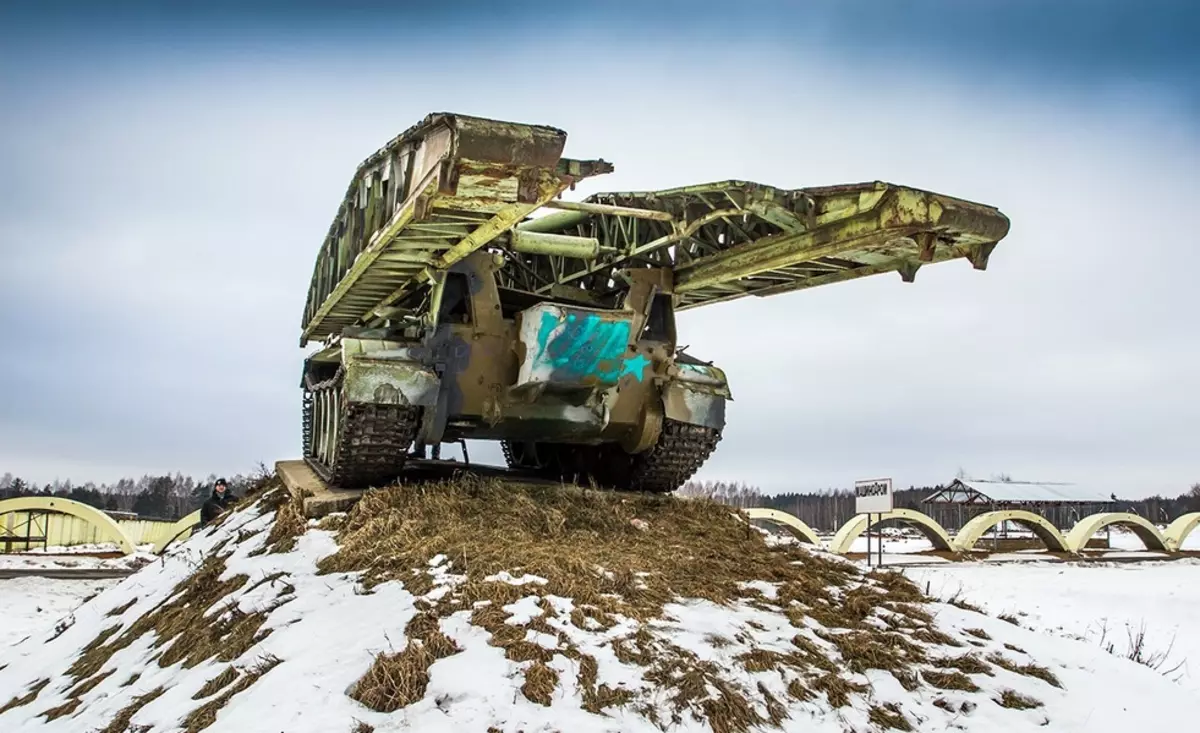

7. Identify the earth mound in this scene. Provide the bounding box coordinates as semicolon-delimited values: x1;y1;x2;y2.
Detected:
0;473;1187;732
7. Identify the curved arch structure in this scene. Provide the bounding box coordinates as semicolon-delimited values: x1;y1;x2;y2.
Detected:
0;496;136;555
1162;512;1200;552
1065;512;1170;553
953;510;1070;553
743;508;823;547
151;510;202;555
829;508;954;555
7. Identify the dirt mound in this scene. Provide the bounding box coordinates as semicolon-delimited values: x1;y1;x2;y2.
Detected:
0;471;1169;733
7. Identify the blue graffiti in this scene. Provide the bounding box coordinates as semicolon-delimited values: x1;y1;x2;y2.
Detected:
534;311;647;384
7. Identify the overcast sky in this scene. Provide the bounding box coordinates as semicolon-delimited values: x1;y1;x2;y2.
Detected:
1;1;1197;497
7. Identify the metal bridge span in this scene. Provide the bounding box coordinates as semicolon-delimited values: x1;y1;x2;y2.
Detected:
3;496;1199;559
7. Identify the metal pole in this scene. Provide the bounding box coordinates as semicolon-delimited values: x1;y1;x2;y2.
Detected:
878;514;884;568
866;513;873;567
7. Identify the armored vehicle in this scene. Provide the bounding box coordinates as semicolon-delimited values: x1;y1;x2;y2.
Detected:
299;113;1010;491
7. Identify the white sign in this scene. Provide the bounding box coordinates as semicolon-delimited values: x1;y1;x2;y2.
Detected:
855;478;893;514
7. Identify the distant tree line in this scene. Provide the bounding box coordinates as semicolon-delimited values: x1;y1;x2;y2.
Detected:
679;479;1200;532
0;467;268;521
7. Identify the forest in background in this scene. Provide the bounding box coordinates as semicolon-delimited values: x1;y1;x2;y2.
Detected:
676;478;1200;532
0;467;268;521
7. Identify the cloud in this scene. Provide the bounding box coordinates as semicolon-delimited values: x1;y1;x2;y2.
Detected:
0;42;1196;497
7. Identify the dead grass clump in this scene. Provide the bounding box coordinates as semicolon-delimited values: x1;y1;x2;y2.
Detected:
40;697;83;720
122;672;141;687
351;722;374;733
182;655;281;732
892;669;921;692
67;669;115;699
932;697;955;712
786;678;813;702
1004;642;1026;654
828;630;926;674
253;494;307;555
790;634;837;673
98;686;165;733
921;670;981;692
998;613;1020;626
912;627;964;647
577;654;634;713
865;570;925;604
349;611;462;713
810;672;866;708
735;649;786;673
868;702;914;731
995;689;1043;709
964;627;991;640
944;593;985;613
1;678;50;714
66;625;122;681
193;667;239;699
521;661;559;706
986;653;1061;688
107;598;138;617
933;653;993;676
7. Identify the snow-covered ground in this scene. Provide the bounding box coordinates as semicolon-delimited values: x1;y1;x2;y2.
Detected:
0;577;120;647
1;491;1197;732
902;560;1200;694
0;551;157;572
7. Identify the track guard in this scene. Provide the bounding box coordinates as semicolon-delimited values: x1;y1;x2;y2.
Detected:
662;363;730;431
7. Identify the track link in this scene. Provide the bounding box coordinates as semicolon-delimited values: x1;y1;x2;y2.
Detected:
304;370;421;489
625;419;722;493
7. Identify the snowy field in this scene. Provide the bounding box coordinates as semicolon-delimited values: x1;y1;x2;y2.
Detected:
901;560;1200;695
0;577;119;647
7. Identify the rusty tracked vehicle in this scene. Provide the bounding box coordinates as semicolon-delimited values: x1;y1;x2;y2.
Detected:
299;112;1010;491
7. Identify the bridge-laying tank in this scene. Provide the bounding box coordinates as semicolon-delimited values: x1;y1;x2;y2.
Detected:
299;112;1011;491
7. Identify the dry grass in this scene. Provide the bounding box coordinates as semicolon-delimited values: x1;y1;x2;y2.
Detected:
350;611;463;713
868;702;913;731
0;678;50;714
182;655;281;732
964;627;991;640
933;653;993;676
251;492;307;556
122;672;141;687
67;669;115;698
521;662;559;706
577;654;634;713
986;653;1062;688
350;723;374;733
41;697;83;720
98;686;165;733
1004;642;1027;654
193;667;239;699
810;672;867;708
107;598;138;617
998;613;1021;626
995;689;1043;709
921;670;981;692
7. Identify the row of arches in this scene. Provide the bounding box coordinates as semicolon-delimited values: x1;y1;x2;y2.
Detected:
744;506;1200;555
4;496;1199;560
0;497;200;556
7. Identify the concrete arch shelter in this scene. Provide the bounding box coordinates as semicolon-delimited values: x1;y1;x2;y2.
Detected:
830;508;954;555
0;496;137;555
1064;512;1171;553
743;507;824;547
954;510;1070;553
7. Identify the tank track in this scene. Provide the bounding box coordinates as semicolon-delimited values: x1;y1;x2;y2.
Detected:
303;369;421;489
625;419;722;493
501;418;722;493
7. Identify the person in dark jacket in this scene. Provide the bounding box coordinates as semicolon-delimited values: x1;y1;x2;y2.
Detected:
200;478;237;526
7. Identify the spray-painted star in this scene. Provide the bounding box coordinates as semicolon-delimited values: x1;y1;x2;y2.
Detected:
620;353;651;382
